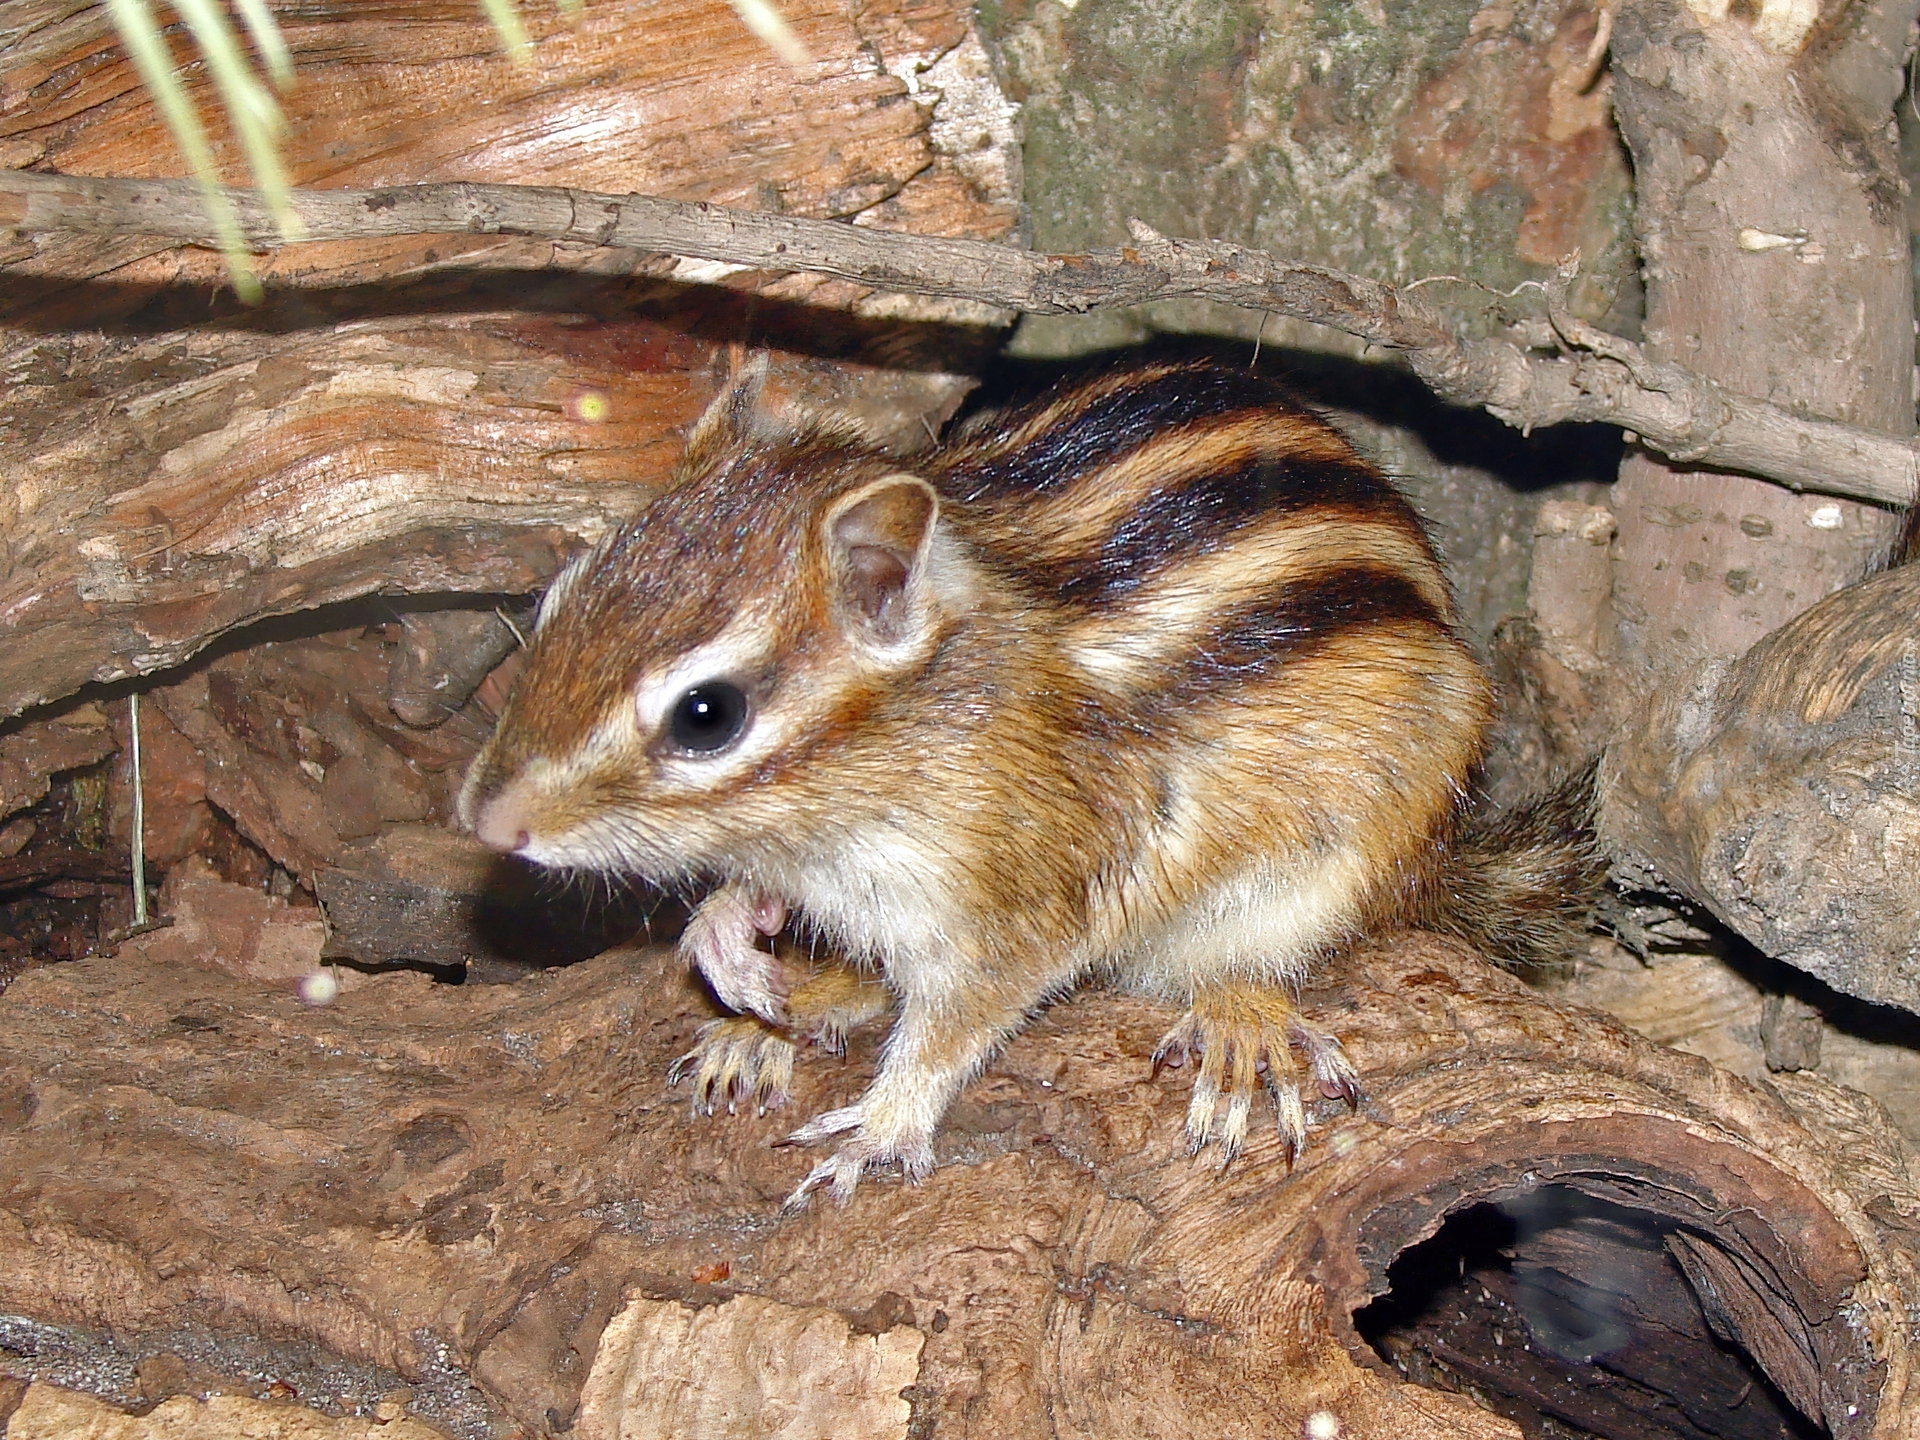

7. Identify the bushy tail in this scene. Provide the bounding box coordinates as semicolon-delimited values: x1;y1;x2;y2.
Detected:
1413;762;1606;972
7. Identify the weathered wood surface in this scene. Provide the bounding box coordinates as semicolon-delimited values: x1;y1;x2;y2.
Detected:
0;0;1013;274
3;1384;451;1440
1605;562;1920;1012
1606;0;1911;671
10;167;1920;513
0;0;1017;722
0;930;1912;1437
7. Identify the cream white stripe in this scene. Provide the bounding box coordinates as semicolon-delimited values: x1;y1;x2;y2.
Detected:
1065;518;1448;684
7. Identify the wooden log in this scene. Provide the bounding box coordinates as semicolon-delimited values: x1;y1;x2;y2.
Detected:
0;931;1911;1437
1606;0;1912;671
1604;562;1920;1013
0;0;1017;722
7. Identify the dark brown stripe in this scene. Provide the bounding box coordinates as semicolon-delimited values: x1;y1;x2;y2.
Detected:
1056;454;1422;606
1170;566;1449;697
942;366;1324;503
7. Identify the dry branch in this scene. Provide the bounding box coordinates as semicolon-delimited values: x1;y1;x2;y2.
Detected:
5;169;1916;509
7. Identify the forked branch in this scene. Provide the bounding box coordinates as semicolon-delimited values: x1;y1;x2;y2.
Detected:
3;170;1914;508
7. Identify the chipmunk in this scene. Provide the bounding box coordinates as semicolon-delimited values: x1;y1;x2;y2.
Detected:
459;359;1598;1206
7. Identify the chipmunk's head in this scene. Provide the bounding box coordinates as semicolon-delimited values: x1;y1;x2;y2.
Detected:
458;363;967;881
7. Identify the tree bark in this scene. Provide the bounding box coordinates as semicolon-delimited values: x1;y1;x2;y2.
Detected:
0;928;1912;1438
1604;561;1920;1011
1607;0;1915;673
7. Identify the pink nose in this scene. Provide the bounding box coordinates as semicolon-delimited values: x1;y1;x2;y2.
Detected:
472;796;532;854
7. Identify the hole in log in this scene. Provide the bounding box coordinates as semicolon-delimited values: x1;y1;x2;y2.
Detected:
1353;1186;1826;1440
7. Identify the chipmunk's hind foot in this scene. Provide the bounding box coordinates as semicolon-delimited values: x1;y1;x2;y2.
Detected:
788;962;891;1054
1153;982;1360;1165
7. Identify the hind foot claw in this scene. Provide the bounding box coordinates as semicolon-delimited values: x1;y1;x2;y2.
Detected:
1153;981;1360;1166
780;1102;936;1209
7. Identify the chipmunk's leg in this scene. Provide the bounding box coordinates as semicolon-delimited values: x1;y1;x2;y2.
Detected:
670;961;892;1116
1153;980;1360;1163
679;882;789;1024
783;962;1030;1207
786;962;893;1055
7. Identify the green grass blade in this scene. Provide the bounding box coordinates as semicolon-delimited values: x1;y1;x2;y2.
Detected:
477;0;532;61
230;0;296;89
728;0;808;66
169;0;304;240
105;0;262;301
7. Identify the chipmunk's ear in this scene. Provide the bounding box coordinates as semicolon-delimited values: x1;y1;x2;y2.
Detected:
825;474;939;645
678;350;770;475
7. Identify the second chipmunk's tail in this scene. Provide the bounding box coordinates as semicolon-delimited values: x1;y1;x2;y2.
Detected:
1413;762;1607;972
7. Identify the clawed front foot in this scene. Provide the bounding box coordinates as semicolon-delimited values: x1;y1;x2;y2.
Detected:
678;961;996;1211
668;1016;797;1116
669;960;894;1131
1153;981;1360;1166
780;1102;935;1210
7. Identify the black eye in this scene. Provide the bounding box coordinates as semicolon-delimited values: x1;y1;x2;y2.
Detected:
668;682;750;754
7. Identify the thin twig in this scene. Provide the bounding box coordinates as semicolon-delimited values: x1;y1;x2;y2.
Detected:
1;170;1914;507
494;607;528;649
128;692;147;928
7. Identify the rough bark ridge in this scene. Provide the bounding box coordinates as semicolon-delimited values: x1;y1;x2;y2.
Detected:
1607;0;1914;672
0;933;1913;1438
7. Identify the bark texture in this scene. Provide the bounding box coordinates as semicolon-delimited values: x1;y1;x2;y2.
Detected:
1608;0;1913;672
0;0;1019;721
978;0;1637;353
4;1385;451;1440
0;930;1914;1439
1605;561;1920;1011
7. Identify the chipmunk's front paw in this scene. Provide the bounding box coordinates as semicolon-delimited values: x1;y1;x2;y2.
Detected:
781;1104;935;1208
1153;982;1361;1166
668;1017;796;1116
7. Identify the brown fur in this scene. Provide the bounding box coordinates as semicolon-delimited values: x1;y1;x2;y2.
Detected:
1412;763;1604;973
461;361;1589;1202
